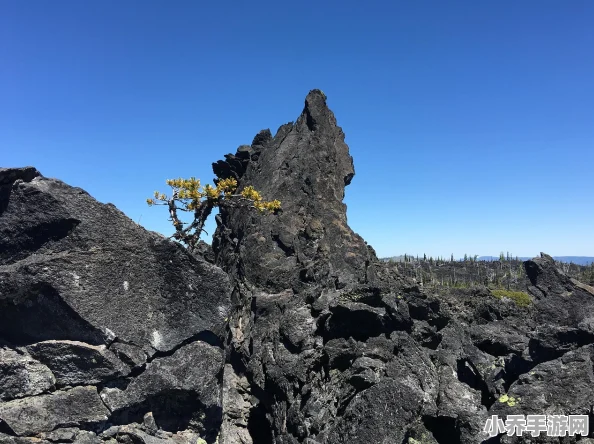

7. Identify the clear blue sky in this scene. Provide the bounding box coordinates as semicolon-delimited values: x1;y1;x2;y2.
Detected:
2;1;593;259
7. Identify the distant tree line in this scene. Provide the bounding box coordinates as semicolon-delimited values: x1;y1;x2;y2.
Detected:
387;253;594;290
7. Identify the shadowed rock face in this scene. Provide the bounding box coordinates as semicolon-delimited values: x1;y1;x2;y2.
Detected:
212;89;378;293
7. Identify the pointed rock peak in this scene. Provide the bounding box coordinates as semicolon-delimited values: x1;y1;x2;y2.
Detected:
305;89;328;108
212;89;376;292
301;89;336;132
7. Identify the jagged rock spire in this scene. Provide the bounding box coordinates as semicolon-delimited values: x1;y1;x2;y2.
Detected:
212;90;377;292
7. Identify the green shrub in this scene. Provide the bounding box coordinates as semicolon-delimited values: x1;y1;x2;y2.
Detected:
491;289;532;307
498;393;521;407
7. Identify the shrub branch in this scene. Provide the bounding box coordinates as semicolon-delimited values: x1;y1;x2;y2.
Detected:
147;177;280;251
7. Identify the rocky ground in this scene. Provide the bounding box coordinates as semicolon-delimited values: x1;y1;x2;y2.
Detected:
2;90;594;443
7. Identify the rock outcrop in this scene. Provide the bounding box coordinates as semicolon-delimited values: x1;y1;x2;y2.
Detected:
210;91;594;444
0;167;231;443
3;92;594;444
212;90;378;293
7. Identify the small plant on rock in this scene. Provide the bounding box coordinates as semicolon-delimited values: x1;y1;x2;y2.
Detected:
147;177;280;251
498;393;521;407
490;289;532;307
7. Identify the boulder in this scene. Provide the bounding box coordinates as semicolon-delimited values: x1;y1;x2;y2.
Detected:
0;167;231;355
101;341;223;440
0;386;109;436
25;340;130;387
0;347;55;401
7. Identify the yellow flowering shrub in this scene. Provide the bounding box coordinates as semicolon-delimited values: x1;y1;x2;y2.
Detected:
147;176;280;249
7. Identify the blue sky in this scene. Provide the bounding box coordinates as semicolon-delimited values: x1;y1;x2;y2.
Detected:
2;1;593;259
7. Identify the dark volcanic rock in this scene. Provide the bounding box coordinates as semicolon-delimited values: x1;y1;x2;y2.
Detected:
325;379;425;443
25;340;130;387
525;252;574;297
212;89;377;293
0;167;231;441
3;94;594;444
0;386;109;436
109;342;148;371
0;167;41;222
0;167;231;354
207;91;594;444
101;340;223;439
0;348;55;401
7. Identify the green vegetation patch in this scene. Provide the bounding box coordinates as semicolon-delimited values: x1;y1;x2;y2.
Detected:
491;289;532;307
498;393;521;407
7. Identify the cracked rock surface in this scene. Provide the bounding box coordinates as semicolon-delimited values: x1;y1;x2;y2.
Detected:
2;92;594;444
0;167;231;443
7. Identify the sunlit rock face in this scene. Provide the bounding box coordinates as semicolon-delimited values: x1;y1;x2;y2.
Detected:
0;166;231;443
